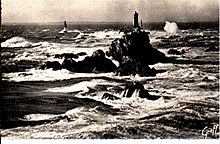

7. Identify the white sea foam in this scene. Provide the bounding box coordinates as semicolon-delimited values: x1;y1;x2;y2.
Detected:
2;69;73;82
157;67;203;79
2;68;115;82
11;41;110;63
149;63;175;69
23;114;58;121
42;29;50;32
90;30;123;39
59;28;81;34
75;30;122;41
45;81;93;93
44;79;119;93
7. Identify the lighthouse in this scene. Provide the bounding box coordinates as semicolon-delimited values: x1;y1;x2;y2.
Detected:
133;11;139;28
63;21;68;33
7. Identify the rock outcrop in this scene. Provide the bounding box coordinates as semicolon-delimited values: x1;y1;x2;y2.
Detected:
106;28;167;76
74;50;117;73
41;50;117;73
41;61;62;70
107;30;167;65
62;57;77;71
115;56;156;76
105;12;168;76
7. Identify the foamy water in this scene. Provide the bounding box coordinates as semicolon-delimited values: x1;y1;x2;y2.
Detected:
1;24;219;139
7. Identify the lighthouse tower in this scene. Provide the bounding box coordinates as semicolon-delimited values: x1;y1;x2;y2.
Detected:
133;11;139;28
63;21;68;33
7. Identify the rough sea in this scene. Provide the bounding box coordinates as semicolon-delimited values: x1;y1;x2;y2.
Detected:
1;22;219;139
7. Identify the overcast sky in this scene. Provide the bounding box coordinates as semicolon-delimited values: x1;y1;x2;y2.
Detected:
2;0;219;23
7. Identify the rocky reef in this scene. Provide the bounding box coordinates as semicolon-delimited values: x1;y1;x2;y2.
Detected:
105;12;168;76
41;49;117;73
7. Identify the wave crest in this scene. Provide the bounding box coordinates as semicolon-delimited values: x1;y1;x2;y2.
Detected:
1;36;41;48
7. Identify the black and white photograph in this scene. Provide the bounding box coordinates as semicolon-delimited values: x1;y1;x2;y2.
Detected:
1;0;219;142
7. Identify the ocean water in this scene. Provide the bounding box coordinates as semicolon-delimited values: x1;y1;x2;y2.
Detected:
1;22;219;139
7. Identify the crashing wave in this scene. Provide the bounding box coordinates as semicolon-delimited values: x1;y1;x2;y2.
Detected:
164;21;179;35
1;37;41;48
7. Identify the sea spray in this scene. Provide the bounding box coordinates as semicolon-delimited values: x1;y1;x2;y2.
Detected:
164;21;179;35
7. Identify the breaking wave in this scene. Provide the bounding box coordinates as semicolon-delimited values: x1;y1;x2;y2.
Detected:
164;21;179;35
1;37;42;48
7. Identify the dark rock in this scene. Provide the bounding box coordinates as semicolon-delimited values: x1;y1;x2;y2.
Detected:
46;50;117;72
122;82;150;98
92;49;105;58
77;52;87;56
101;132;120;139
204;44;219;52
18;73;33;76
54;53;79;59
121;82;161;100
115;56;156;76
75;50;117;73
167;49;182;55
54;54;62;59
102;93;120;100
107;30;168;65
41;61;62;70
62;57;77;71
106;27;168;76
46;54;50;57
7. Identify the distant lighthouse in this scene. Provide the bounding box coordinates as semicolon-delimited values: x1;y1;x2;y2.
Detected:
63;21;68;33
133;11;139;28
59;21;68;33
62;21;67;33
64;21;67;28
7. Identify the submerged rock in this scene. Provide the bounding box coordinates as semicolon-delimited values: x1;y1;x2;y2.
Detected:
102;93;120;100
121;82;150;98
167;48;183;55
121;82;161;100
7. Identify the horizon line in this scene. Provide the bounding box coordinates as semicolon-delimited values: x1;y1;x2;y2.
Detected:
1;20;219;25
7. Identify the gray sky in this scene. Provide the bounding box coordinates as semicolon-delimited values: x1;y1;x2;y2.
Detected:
2;0;219;23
